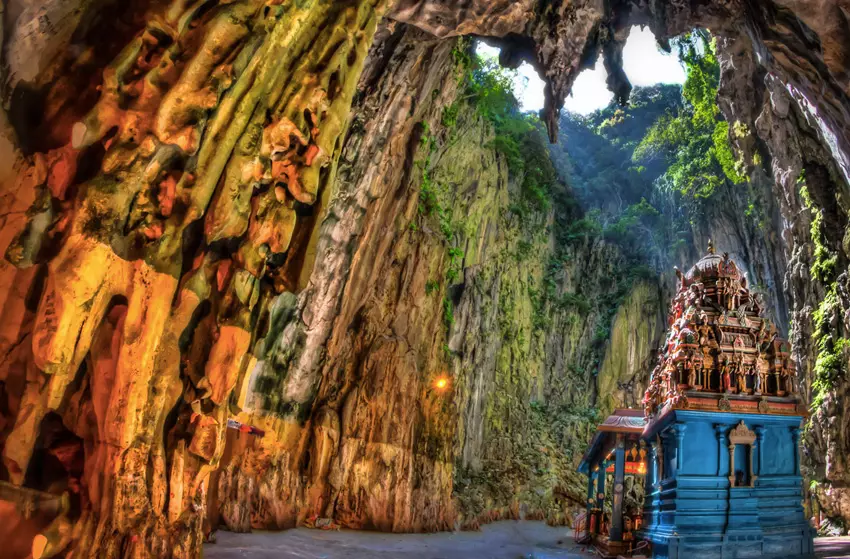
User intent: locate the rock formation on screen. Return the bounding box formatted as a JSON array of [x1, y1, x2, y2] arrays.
[[0, 0, 848, 556]]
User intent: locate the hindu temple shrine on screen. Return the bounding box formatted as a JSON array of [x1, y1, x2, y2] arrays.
[[579, 245, 815, 558]]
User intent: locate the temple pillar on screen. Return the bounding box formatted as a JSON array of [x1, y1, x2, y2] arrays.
[[674, 422, 687, 471], [610, 434, 627, 542], [656, 434, 665, 482], [716, 424, 729, 478], [596, 462, 607, 510], [755, 426, 766, 479], [791, 426, 802, 476], [587, 468, 597, 515], [645, 441, 657, 493]]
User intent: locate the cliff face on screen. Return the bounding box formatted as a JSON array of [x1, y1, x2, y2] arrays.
[[1, 0, 850, 556], [0, 9, 661, 554]]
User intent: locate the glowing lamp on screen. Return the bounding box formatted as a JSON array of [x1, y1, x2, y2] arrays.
[[433, 375, 450, 392]]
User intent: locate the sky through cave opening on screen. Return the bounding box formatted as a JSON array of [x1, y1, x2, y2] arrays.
[[477, 26, 687, 115]]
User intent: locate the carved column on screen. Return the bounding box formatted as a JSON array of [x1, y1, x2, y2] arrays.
[[610, 434, 627, 542], [587, 468, 597, 515], [728, 439, 737, 486], [674, 422, 688, 472], [791, 426, 802, 476], [656, 434, 665, 483], [755, 426, 766, 479], [596, 461, 607, 510], [645, 441, 658, 493], [727, 420, 757, 486], [715, 424, 729, 478]]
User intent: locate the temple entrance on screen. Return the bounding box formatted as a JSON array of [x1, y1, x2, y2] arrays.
[[576, 410, 649, 557], [733, 444, 751, 487]]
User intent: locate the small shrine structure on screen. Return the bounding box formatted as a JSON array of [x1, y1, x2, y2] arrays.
[[638, 244, 814, 558], [577, 409, 648, 557]]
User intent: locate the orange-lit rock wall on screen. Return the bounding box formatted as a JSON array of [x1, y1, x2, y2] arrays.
[[0, 0, 389, 555], [213, 24, 463, 534], [0, 6, 654, 550]]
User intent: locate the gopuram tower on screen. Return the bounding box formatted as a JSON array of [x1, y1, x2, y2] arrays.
[[639, 243, 814, 559]]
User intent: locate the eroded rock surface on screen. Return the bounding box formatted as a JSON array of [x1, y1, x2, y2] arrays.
[[0, 0, 849, 556]]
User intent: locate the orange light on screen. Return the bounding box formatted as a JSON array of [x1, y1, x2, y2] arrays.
[[434, 376, 450, 391], [638, 461, 647, 475]]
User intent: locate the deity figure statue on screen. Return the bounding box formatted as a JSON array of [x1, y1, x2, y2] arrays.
[[686, 283, 703, 308], [649, 361, 662, 384], [687, 359, 696, 388], [663, 369, 673, 398], [737, 365, 747, 393], [720, 359, 731, 392], [709, 324, 720, 347], [728, 359, 738, 393], [697, 323, 711, 346], [643, 382, 660, 418], [673, 299, 684, 319], [745, 363, 755, 395], [751, 292, 764, 314], [784, 369, 796, 394], [752, 319, 767, 347], [720, 274, 742, 312]]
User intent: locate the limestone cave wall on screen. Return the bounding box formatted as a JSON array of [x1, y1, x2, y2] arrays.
[[0, 0, 850, 556]]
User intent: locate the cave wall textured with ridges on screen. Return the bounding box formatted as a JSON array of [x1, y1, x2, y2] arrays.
[[0, 0, 849, 556]]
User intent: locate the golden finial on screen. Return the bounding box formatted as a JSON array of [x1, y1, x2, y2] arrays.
[[707, 239, 716, 255]]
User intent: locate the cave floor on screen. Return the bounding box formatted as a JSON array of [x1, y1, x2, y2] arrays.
[[817, 536, 850, 558], [204, 521, 850, 559], [204, 520, 590, 559]]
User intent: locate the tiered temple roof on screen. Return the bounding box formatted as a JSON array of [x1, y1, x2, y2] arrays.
[[643, 242, 803, 419]]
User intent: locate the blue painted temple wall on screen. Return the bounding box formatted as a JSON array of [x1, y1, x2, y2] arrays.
[[639, 409, 815, 559]]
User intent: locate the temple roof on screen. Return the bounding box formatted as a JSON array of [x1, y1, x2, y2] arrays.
[[578, 409, 647, 474], [684, 242, 742, 283], [642, 243, 800, 421], [597, 408, 646, 433]]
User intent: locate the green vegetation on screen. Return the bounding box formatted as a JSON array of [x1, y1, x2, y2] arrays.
[[453, 401, 599, 525], [417, 124, 457, 243], [633, 32, 746, 200], [463, 54, 557, 219], [414, 121, 465, 338], [799, 172, 849, 409], [421, 40, 564, 342]]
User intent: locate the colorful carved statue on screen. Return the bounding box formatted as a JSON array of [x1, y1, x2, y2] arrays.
[[698, 323, 711, 346], [643, 244, 801, 416], [752, 363, 761, 393], [784, 370, 796, 394], [720, 359, 732, 392], [737, 365, 747, 393]]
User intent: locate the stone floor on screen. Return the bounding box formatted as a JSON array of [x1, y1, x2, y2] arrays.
[[204, 521, 850, 559], [204, 521, 589, 559], [818, 536, 850, 559]]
